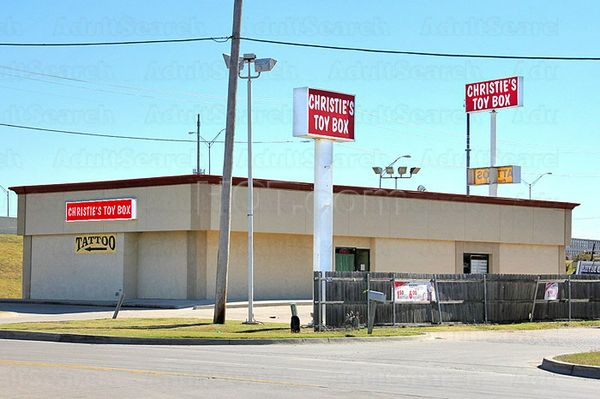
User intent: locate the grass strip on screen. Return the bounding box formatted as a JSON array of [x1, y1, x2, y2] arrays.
[[555, 352, 600, 367], [1, 318, 599, 340]]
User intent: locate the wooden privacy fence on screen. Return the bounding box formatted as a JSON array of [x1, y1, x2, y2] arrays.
[[313, 272, 600, 330]]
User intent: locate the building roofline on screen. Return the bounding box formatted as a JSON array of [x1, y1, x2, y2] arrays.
[[10, 174, 579, 210]]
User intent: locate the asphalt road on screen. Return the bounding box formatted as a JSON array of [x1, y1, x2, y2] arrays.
[[1, 328, 599, 398]]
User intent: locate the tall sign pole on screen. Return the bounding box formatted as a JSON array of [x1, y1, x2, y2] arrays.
[[196, 114, 201, 174], [293, 87, 355, 328], [489, 110, 497, 197], [466, 112, 471, 195], [214, 0, 243, 324], [314, 139, 334, 274], [465, 76, 523, 197]]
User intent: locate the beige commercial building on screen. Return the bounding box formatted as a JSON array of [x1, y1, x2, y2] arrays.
[[11, 174, 577, 302]]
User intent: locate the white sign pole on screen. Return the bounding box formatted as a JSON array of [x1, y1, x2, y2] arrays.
[[489, 110, 497, 197], [314, 138, 333, 325]]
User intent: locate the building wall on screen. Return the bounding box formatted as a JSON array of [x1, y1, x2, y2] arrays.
[[499, 243, 563, 274], [371, 238, 456, 274], [20, 183, 213, 236], [137, 231, 188, 299], [205, 231, 313, 301], [15, 180, 575, 301], [29, 234, 125, 300]]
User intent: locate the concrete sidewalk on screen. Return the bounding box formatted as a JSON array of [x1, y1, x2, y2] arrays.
[[0, 301, 313, 325]]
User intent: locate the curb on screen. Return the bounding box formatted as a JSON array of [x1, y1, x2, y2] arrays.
[[0, 330, 423, 346], [540, 356, 600, 379]]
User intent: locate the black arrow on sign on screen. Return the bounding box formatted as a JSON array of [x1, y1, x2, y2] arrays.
[[85, 247, 108, 252]]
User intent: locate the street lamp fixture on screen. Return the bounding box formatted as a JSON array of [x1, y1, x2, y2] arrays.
[[224, 52, 277, 324], [187, 127, 225, 175], [372, 155, 420, 189], [522, 172, 552, 199]]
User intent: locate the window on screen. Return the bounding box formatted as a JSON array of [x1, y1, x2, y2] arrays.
[[463, 253, 489, 274]]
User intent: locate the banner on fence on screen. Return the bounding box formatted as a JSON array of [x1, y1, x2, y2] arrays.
[[544, 282, 559, 300], [393, 281, 436, 303]]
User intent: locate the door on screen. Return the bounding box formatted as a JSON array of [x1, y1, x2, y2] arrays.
[[335, 247, 355, 272], [355, 248, 370, 272], [335, 247, 370, 272]]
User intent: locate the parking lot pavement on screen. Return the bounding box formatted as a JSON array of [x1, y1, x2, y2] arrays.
[[0, 302, 312, 325], [0, 328, 599, 398]]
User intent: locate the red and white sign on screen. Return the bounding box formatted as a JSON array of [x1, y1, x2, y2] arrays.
[[544, 282, 559, 301], [465, 76, 523, 113], [293, 87, 355, 141], [66, 198, 137, 222], [393, 281, 436, 303]]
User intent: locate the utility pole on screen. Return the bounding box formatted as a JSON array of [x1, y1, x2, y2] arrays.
[[213, 0, 243, 324]]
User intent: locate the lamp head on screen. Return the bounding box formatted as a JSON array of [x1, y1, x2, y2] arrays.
[[385, 166, 394, 175], [372, 167, 383, 175], [254, 58, 277, 72], [410, 167, 421, 175], [397, 166, 407, 175], [223, 53, 244, 70]]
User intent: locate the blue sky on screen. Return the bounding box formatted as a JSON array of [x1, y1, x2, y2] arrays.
[[1, 1, 599, 238]]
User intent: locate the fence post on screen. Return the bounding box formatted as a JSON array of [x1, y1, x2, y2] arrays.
[[392, 276, 396, 326], [529, 276, 540, 322], [568, 275, 572, 322], [433, 274, 443, 325], [483, 274, 488, 324], [314, 271, 323, 332], [112, 289, 125, 320], [366, 272, 371, 329]]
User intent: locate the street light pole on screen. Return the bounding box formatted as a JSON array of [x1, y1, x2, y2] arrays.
[[205, 128, 225, 175], [523, 172, 552, 200], [229, 53, 276, 324], [245, 57, 256, 324]]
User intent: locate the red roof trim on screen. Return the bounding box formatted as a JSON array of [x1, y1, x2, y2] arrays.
[[10, 174, 578, 210]]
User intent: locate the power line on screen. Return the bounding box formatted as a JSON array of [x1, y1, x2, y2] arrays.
[[0, 64, 225, 104], [2, 33, 599, 61], [0, 122, 307, 144], [0, 36, 231, 47], [240, 36, 600, 61]]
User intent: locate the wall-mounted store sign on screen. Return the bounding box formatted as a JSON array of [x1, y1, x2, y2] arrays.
[[74, 234, 116, 254], [66, 198, 137, 222], [465, 76, 523, 113], [293, 87, 355, 141], [468, 165, 521, 186]]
